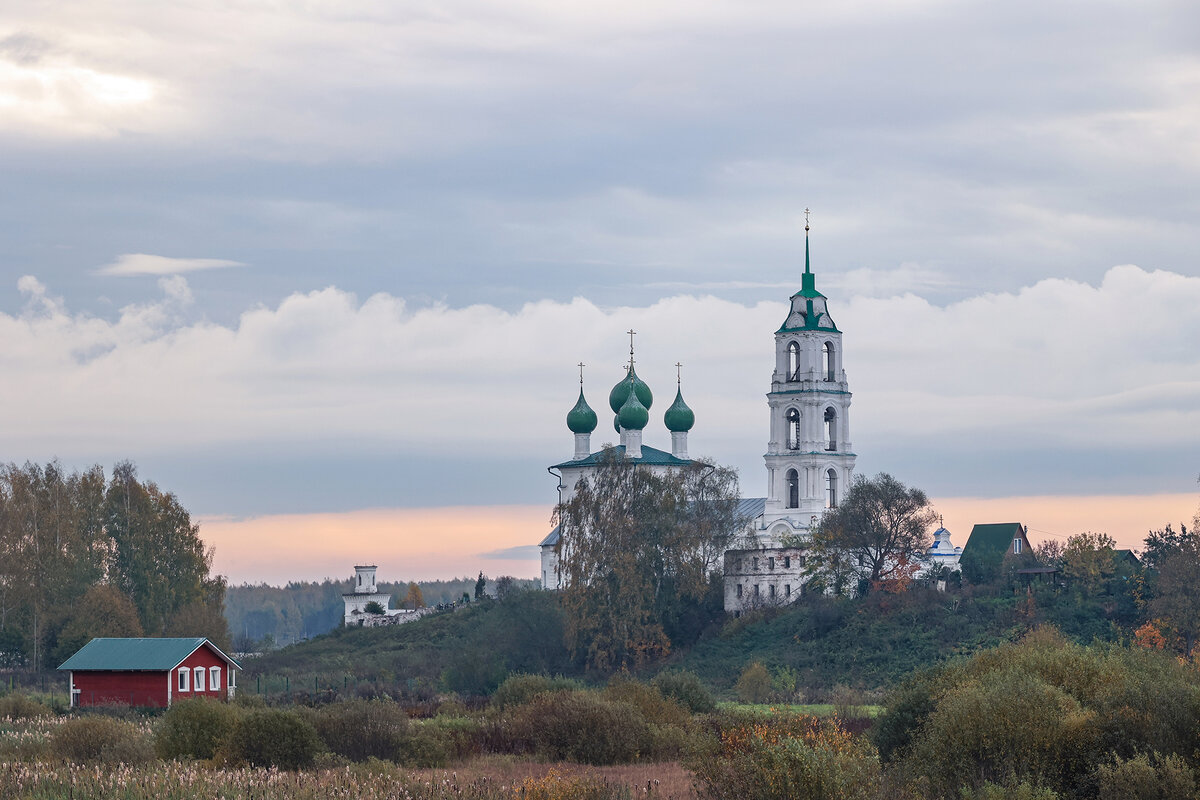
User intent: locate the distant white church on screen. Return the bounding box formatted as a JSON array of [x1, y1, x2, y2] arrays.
[[343, 565, 427, 627], [539, 220, 869, 613]]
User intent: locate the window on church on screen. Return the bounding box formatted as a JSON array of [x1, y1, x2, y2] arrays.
[[788, 341, 801, 381], [786, 408, 801, 450], [769, 584, 776, 598], [824, 407, 837, 451], [784, 556, 791, 569], [768, 557, 775, 570], [786, 469, 799, 509], [785, 584, 792, 597], [752, 557, 758, 570], [823, 341, 836, 381], [827, 469, 838, 509], [754, 584, 760, 597], [736, 583, 743, 598]]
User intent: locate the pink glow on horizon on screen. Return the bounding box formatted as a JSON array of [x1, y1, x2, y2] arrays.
[[199, 493, 1198, 586]]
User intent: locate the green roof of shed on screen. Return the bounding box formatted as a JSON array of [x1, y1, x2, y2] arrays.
[[961, 523, 1028, 558], [57, 638, 240, 672]]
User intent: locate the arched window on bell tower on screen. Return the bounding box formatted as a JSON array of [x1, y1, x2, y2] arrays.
[[826, 468, 838, 508], [786, 408, 801, 450], [788, 341, 801, 381], [786, 469, 799, 509], [824, 407, 837, 451], [823, 341, 835, 381]]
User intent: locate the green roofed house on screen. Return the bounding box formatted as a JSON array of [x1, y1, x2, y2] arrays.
[[959, 523, 1035, 582], [58, 637, 240, 708]]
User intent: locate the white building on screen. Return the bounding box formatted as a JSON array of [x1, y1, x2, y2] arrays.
[[539, 220, 858, 613], [539, 355, 696, 589], [342, 565, 419, 627], [725, 221, 857, 613], [924, 523, 963, 573]]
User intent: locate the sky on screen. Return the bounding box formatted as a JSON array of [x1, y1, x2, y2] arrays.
[[2, 1, 1198, 583]]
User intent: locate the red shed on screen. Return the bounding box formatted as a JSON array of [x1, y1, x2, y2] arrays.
[[57, 637, 241, 708]]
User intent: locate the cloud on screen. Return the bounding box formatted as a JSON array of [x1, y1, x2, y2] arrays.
[[95, 253, 246, 277], [1, 265, 1198, 509], [478, 545, 542, 560]]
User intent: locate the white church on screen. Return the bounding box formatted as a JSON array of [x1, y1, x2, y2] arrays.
[[538, 220, 957, 613]]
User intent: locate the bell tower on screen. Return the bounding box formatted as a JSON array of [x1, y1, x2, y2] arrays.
[[761, 212, 856, 533]]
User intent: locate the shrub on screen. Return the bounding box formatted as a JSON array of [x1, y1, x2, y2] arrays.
[[735, 662, 772, 704], [490, 673, 582, 710], [0, 693, 52, 720], [156, 697, 240, 760], [960, 782, 1060, 800], [1095, 753, 1196, 800], [691, 713, 881, 800], [51, 715, 155, 764], [516, 768, 633, 800], [509, 690, 652, 765], [652, 670, 716, 714], [603, 677, 690, 727], [227, 709, 322, 769], [309, 699, 409, 762]]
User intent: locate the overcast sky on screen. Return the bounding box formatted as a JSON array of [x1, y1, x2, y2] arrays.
[[2, 1, 1198, 579]]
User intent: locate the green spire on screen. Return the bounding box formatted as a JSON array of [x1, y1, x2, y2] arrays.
[[801, 207, 816, 293], [566, 389, 597, 434]]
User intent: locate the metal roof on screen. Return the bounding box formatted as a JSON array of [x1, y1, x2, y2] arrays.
[[551, 444, 691, 470], [57, 637, 241, 672], [961, 523, 1027, 557], [540, 496, 765, 548]]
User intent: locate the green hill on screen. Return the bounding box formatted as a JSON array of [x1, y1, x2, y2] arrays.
[[241, 583, 1133, 702]]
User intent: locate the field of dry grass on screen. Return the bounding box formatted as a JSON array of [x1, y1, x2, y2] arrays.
[[413, 757, 699, 799]]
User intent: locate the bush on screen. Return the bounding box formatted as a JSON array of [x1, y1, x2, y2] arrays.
[[690, 713, 881, 800], [652, 670, 716, 714], [603, 678, 690, 727], [1095, 753, 1196, 800], [490, 673, 582, 710], [0, 693, 52, 720], [227, 709, 322, 769], [51, 716, 155, 764], [509, 690, 652, 765], [156, 697, 240, 760], [309, 699, 409, 762], [735, 662, 772, 704], [516, 768, 633, 800]]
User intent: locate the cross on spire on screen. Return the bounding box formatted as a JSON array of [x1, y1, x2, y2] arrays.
[[675, 362, 682, 385], [627, 329, 636, 366], [804, 208, 811, 275], [578, 362, 585, 385]]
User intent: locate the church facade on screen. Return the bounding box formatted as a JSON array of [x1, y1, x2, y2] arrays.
[[539, 222, 857, 613]]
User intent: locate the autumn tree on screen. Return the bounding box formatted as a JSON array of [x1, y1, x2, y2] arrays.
[[1148, 536, 1200, 659], [53, 584, 143, 666], [1060, 531, 1118, 595], [404, 582, 425, 609], [554, 452, 745, 670], [805, 472, 937, 594]]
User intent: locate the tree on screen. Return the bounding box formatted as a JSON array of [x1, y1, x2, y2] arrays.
[[53, 584, 143, 666], [554, 451, 745, 670], [404, 582, 425, 609], [1061, 531, 1118, 595], [363, 600, 385, 615], [1148, 537, 1200, 659], [805, 473, 937, 594], [474, 572, 486, 600]]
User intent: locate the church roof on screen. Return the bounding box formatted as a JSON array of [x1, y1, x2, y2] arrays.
[[550, 444, 691, 470]]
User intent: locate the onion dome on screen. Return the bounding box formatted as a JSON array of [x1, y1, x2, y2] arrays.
[[664, 387, 695, 432], [566, 389, 598, 434], [617, 380, 649, 430], [614, 414, 621, 434], [609, 365, 653, 414]]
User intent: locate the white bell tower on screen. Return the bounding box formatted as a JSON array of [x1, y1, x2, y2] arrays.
[[761, 213, 856, 535]]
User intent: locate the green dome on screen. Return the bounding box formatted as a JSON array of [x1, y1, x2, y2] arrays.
[[664, 387, 695, 432], [566, 389, 598, 434], [613, 414, 621, 434], [609, 365, 653, 414], [617, 381, 650, 430]]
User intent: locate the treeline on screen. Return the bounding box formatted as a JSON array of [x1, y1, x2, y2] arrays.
[[225, 576, 538, 651], [0, 460, 228, 671]]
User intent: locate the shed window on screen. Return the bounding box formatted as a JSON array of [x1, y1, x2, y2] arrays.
[[194, 666, 205, 692], [210, 666, 221, 691], [178, 667, 190, 692]]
